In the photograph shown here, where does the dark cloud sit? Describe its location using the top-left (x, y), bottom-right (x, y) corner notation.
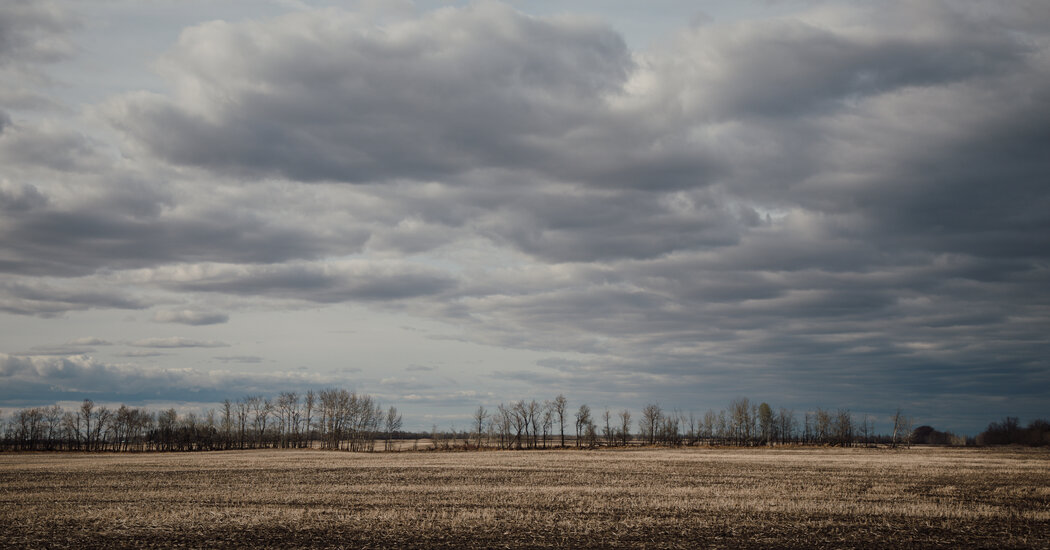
top-left (0, 181), bottom-right (48, 212)
top-left (0, 353), bottom-right (333, 405)
top-left (152, 309), bottom-right (229, 326)
top-left (0, 176), bottom-right (370, 277)
top-left (153, 261), bottom-right (457, 303)
top-left (0, 278), bottom-right (148, 316)
top-left (108, 4), bottom-right (631, 183)
top-left (0, 121), bottom-right (103, 173)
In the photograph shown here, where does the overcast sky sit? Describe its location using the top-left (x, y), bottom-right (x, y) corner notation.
top-left (1, 0), bottom-right (1047, 434)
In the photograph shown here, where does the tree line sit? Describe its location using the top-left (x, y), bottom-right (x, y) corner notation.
top-left (975, 417), bottom-right (1050, 446)
top-left (2, 391), bottom-right (1046, 452)
top-left (463, 396), bottom-right (918, 449)
top-left (0, 388), bottom-right (402, 452)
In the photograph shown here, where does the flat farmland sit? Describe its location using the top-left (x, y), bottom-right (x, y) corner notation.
top-left (1, 447), bottom-right (1048, 549)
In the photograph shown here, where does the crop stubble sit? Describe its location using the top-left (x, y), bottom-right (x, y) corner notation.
top-left (1, 447), bottom-right (1048, 548)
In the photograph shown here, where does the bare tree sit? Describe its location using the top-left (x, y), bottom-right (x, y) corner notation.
top-left (524, 400), bottom-right (539, 449)
top-left (834, 409), bottom-right (853, 447)
top-left (777, 408), bottom-right (795, 445)
top-left (891, 408), bottom-right (912, 448)
top-left (640, 404), bottom-right (662, 445)
top-left (757, 402), bottom-right (774, 446)
top-left (541, 402), bottom-right (554, 448)
top-left (385, 406), bottom-right (402, 451)
top-left (729, 398), bottom-right (751, 445)
top-left (511, 400), bottom-right (528, 449)
top-left (574, 404), bottom-right (591, 448)
top-left (43, 405), bottom-right (62, 450)
top-left (553, 394), bottom-right (568, 448)
top-left (79, 399), bottom-right (94, 451)
top-left (602, 409), bottom-right (613, 446)
top-left (303, 390), bottom-right (315, 448)
top-left (815, 408), bottom-right (832, 445)
top-left (473, 405), bottom-right (489, 449)
top-left (619, 409), bottom-right (632, 446)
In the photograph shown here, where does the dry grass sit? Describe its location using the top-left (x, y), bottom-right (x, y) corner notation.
top-left (1, 446), bottom-right (1048, 548)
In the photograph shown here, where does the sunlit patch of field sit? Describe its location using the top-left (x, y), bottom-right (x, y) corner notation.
top-left (1, 447), bottom-right (1048, 548)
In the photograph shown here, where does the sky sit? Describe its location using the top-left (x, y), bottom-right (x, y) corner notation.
top-left (1, 0), bottom-right (1047, 435)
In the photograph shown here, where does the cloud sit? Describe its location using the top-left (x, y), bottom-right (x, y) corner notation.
top-left (0, 175), bottom-right (372, 277)
top-left (0, 0), bottom-right (77, 111)
top-left (0, 1), bottom-right (76, 66)
top-left (106, 3), bottom-right (631, 183)
top-left (0, 278), bottom-right (148, 316)
top-left (214, 355), bottom-right (264, 364)
top-left (0, 353), bottom-right (333, 405)
top-left (0, 121), bottom-right (104, 173)
top-left (68, 337), bottom-right (112, 346)
top-left (152, 309), bottom-right (229, 326)
top-left (130, 337), bottom-right (229, 349)
top-left (146, 260), bottom-right (458, 303)
top-left (114, 350), bottom-right (170, 358)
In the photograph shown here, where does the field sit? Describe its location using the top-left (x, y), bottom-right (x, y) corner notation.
top-left (1, 447), bottom-right (1048, 548)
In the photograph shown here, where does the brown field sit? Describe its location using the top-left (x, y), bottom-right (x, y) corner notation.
top-left (1, 447), bottom-right (1048, 549)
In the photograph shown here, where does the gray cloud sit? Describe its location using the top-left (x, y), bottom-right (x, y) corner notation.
top-left (152, 309), bottom-right (229, 326)
top-left (0, 121), bottom-right (104, 173)
top-left (0, 1), bottom-right (75, 66)
top-left (0, 173), bottom-right (371, 277)
top-left (130, 337), bottom-right (228, 349)
top-left (0, 353), bottom-right (332, 405)
top-left (149, 261), bottom-right (458, 303)
top-left (0, 1), bottom-right (76, 112)
top-left (213, 355), bottom-right (264, 364)
top-left (0, 278), bottom-right (148, 316)
top-left (68, 337), bottom-right (112, 346)
top-left (108, 4), bottom-right (631, 183)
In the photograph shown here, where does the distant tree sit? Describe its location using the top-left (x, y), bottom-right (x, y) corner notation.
top-left (575, 404), bottom-right (591, 448)
top-left (584, 420), bottom-right (599, 448)
top-left (526, 400), bottom-right (541, 449)
top-left (43, 405), bottom-right (62, 450)
top-left (221, 400), bottom-right (233, 450)
top-left (541, 402), bottom-right (554, 448)
top-left (495, 404), bottom-right (513, 449)
top-left (729, 398), bottom-right (751, 445)
top-left (814, 408), bottom-right (832, 445)
top-left (511, 400), bottom-right (528, 449)
top-left (473, 405), bottom-right (489, 449)
top-left (686, 412), bottom-right (698, 445)
top-left (553, 394), bottom-right (568, 448)
top-left (777, 408), bottom-right (795, 445)
top-left (385, 406), bottom-right (402, 451)
top-left (80, 399), bottom-right (94, 451)
top-left (702, 410), bottom-right (716, 444)
top-left (891, 408), bottom-right (912, 448)
top-left (602, 409), bottom-right (613, 446)
top-left (757, 403), bottom-right (774, 446)
top-left (303, 390), bottom-right (316, 448)
top-left (641, 404), bottom-right (662, 445)
top-left (834, 409), bottom-right (853, 447)
top-left (619, 409), bottom-right (631, 446)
